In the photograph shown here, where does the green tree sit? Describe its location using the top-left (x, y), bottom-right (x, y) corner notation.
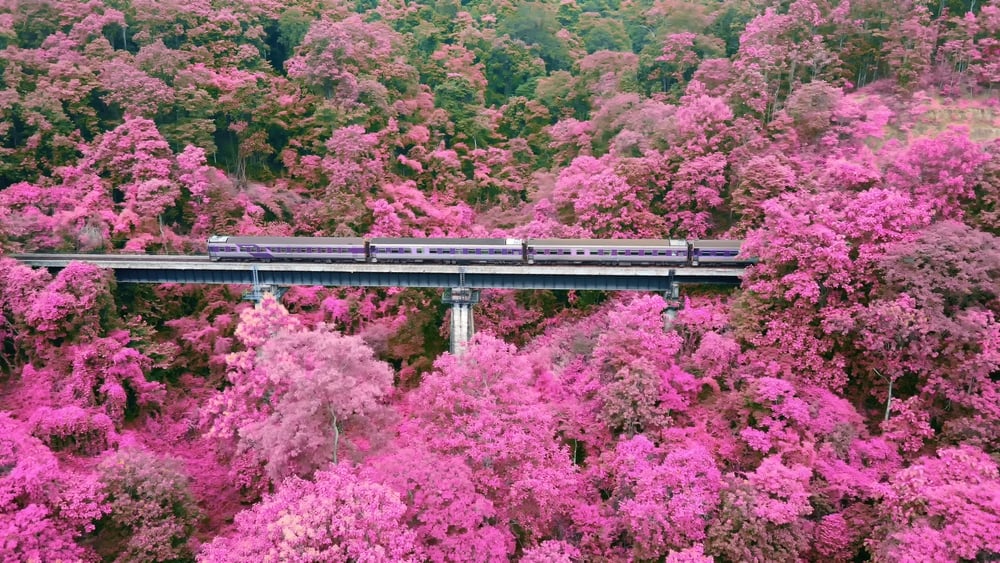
top-left (578, 13), bottom-right (633, 53)
top-left (497, 2), bottom-right (573, 71)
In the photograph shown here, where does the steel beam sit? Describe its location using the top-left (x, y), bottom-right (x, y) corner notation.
top-left (11, 255), bottom-right (746, 292)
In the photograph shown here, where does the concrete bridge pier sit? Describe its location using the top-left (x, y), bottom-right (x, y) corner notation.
top-left (443, 287), bottom-right (481, 356)
top-left (662, 280), bottom-right (682, 329)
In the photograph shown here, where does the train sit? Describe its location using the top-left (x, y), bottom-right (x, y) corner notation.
top-left (207, 236), bottom-right (754, 266)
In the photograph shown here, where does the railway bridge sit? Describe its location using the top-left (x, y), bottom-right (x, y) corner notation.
top-left (12, 254), bottom-right (747, 354)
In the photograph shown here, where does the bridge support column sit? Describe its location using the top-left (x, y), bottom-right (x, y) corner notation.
top-left (242, 265), bottom-right (287, 304)
top-left (662, 280), bottom-right (681, 330)
top-left (242, 284), bottom-right (287, 304)
top-left (443, 287), bottom-right (480, 356)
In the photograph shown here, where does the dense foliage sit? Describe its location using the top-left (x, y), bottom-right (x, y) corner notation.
top-left (1, 0), bottom-right (999, 560)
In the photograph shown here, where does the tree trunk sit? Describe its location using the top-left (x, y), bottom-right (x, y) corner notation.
top-left (330, 410), bottom-right (339, 464)
top-left (875, 369), bottom-right (893, 422)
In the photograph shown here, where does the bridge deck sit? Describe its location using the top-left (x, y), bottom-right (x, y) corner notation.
top-left (11, 254), bottom-right (745, 291)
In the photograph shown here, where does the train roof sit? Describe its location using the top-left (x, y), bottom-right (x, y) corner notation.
top-left (526, 238), bottom-right (689, 247)
top-left (210, 236), bottom-right (365, 244)
top-left (690, 240), bottom-right (743, 248)
top-left (369, 237), bottom-right (521, 245)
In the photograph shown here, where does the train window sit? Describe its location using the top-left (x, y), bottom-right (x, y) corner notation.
top-left (644, 250), bottom-right (653, 256)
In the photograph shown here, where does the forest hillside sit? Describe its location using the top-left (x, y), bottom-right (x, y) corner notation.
top-left (1, 0), bottom-right (999, 560)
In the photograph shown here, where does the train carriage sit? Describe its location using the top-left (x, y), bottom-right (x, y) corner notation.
top-left (207, 236), bottom-right (367, 262)
top-left (368, 237), bottom-right (524, 263)
top-left (690, 240), bottom-right (750, 265)
top-left (206, 235), bottom-right (756, 267)
top-left (526, 239), bottom-right (690, 265)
